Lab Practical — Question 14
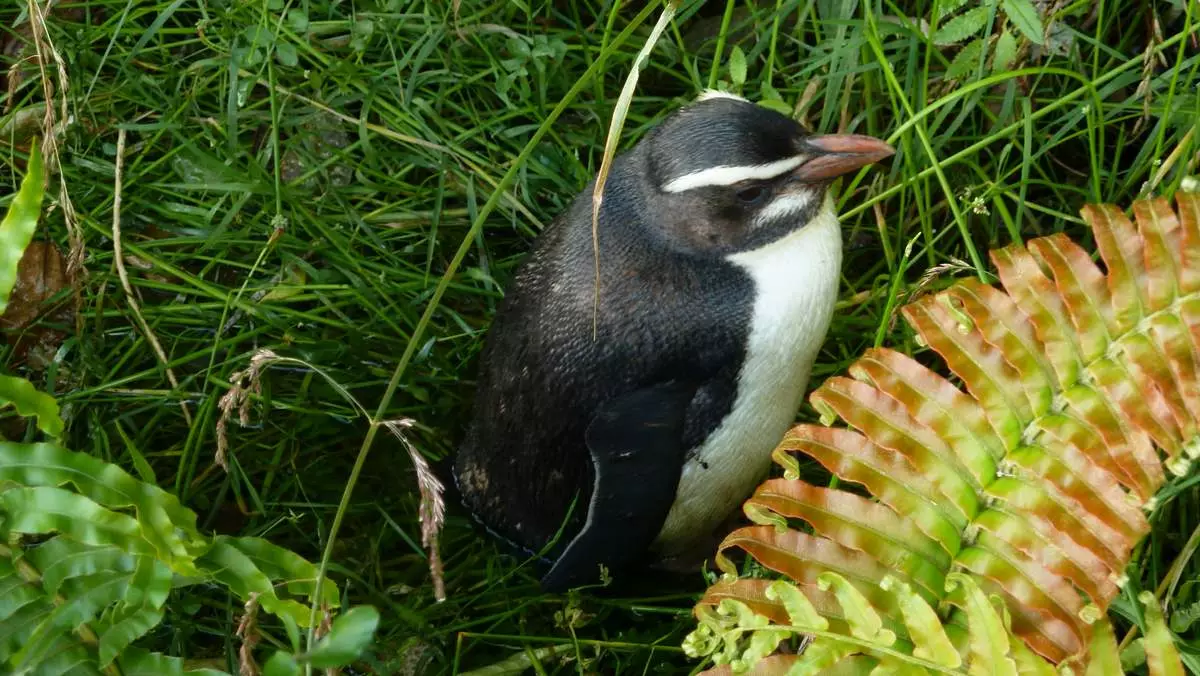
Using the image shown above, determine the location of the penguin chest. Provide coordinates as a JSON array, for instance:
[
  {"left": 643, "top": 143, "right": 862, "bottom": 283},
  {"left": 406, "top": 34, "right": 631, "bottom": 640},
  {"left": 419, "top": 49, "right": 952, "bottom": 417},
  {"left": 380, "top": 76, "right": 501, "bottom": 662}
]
[{"left": 653, "top": 200, "right": 843, "bottom": 551}]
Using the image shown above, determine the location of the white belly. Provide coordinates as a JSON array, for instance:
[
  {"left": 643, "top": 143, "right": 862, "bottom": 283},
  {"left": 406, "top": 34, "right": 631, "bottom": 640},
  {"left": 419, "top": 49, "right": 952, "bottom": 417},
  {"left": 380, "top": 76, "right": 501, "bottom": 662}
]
[{"left": 653, "top": 195, "right": 843, "bottom": 552}]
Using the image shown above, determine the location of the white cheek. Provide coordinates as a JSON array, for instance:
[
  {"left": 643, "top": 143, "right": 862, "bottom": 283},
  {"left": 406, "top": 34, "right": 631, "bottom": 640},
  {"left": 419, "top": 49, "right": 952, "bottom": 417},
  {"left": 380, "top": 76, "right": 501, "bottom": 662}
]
[{"left": 753, "top": 191, "right": 815, "bottom": 229}]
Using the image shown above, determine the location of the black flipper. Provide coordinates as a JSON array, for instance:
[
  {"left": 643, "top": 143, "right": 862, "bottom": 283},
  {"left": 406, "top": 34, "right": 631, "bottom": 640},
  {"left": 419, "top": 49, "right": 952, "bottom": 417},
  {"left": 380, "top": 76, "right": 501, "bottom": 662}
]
[{"left": 540, "top": 381, "right": 695, "bottom": 593}]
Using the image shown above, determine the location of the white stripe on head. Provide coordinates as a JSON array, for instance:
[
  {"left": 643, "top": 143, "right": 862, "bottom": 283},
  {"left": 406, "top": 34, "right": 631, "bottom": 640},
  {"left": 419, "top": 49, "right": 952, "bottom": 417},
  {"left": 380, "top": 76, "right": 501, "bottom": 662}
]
[
  {"left": 661, "top": 155, "right": 807, "bottom": 193},
  {"left": 753, "top": 190, "right": 815, "bottom": 229},
  {"left": 695, "top": 89, "right": 749, "bottom": 103}
]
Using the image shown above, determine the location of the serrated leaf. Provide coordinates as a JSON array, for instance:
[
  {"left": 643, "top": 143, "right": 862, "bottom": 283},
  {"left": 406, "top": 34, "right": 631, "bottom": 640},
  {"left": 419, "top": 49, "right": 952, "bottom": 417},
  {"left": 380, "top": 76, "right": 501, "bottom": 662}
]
[
  {"left": 0, "top": 137, "right": 45, "bottom": 316},
  {"left": 946, "top": 38, "right": 986, "bottom": 80},
  {"left": 933, "top": 6, "right": 990, "bottom": 46},
  {"left": 992, "top": 30, "right": 1018, "bottom": 73},
  {"left": 1001, "top": 0, "right": 1044, "bottom": 45},
  {"left": 304, "top": 605, "right": 379, "bottom": 668},
  {"left": 728, "top": 45, "right": 747, "bottom": 88},
  {"left": 934, "top": 0, "right": 970, "bottom": 23}
]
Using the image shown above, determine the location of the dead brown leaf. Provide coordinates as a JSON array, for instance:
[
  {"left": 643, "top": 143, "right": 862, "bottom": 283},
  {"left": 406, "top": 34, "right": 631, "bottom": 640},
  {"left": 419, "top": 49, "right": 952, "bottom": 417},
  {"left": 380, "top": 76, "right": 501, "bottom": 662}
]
[{"left": 0, "top": 240, "right": 73, "bottom": 370}]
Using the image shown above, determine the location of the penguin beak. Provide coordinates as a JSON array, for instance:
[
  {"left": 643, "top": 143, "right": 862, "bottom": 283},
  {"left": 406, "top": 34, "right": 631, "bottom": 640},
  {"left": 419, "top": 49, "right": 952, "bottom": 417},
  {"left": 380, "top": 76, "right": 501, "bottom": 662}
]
[{"left": 789, "top": 134, "right": 895, "bottom": 183}]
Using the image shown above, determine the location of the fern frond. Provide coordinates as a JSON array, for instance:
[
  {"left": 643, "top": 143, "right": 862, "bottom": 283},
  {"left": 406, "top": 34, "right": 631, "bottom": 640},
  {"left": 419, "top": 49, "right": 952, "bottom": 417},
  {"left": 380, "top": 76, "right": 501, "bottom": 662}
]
[
  {"left": 689, "top": 192, "right": 1200, "bottom": 671},
  {"left": 0, "top": 442, "right": 355, "bottom": 672}
]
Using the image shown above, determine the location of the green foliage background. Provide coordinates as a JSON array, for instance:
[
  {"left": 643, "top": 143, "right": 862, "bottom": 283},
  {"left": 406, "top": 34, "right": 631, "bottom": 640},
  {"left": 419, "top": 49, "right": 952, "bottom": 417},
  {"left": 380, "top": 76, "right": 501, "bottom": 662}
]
[{"left": 0, "top": 0, "right": 1198, "bottom": 673}]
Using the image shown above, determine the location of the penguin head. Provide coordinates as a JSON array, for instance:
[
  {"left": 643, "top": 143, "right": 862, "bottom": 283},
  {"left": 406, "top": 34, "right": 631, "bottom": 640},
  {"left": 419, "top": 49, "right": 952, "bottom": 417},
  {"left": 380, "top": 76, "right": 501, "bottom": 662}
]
[{"left": 640, "top": 91, "right": 894, "bottom": 257}]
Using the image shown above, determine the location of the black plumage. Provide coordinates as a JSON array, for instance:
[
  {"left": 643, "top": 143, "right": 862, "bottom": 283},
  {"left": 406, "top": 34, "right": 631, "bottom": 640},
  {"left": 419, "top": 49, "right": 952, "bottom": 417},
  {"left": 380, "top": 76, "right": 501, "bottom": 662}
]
[{"left": 452, "top": 95, "right": 893, "bottom": 591}]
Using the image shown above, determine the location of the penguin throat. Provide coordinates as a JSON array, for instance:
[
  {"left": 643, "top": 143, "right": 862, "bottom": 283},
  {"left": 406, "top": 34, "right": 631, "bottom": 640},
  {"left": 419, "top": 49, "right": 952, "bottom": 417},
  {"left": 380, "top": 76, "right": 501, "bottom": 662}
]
[{"left": 653, "top": 194, "right": 843, "bottom": 552}]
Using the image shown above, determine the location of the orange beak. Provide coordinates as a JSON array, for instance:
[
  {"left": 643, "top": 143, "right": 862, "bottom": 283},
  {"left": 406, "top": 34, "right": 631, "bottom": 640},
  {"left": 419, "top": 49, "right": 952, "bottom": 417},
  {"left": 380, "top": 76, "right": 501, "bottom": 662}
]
[{"left": 790, "top": 134, "right": 896, "bottom": 182}]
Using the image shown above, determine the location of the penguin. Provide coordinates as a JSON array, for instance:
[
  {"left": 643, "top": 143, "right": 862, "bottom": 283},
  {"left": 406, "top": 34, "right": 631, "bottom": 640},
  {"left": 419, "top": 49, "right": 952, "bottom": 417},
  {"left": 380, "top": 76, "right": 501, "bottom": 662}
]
[{"left": 453, "top": 91, "right": 894, "bottom": 592}]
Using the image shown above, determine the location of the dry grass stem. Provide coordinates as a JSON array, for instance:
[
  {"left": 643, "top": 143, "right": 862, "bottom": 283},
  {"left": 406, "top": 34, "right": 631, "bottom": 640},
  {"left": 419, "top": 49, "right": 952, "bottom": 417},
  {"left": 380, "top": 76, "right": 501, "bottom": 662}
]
[
  {"left": 111, "top": 128, "right": 193, "bottom": 426},
  {"left": 384, "top": 418, "right": 447, "bottom": 602},
  {"left": 236, "top": 592, "right": 261, "bottom": 676}
]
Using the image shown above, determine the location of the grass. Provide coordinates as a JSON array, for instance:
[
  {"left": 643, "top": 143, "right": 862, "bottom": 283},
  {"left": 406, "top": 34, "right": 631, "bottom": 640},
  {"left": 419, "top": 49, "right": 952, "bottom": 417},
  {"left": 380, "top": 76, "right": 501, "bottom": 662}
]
[{"left": 1, "top": 0, "right": 1198, "bottom": 673}]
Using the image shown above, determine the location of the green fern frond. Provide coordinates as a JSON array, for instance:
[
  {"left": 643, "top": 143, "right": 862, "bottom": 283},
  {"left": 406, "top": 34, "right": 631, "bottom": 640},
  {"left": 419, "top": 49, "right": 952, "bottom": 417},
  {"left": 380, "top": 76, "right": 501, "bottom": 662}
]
[
  {"left": 0, "top": 442, "right": 367, "bottom": 673},
  {"left": 687, "top": 192, "right": 1200, "bottom": 673}
]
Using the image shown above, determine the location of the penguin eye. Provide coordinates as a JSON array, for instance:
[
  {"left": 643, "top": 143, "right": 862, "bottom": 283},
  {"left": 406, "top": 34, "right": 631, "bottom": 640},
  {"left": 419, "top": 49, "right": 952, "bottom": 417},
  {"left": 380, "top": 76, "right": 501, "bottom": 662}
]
[{"left": 735, "top": 184, "right": 769, "bottom": 205}]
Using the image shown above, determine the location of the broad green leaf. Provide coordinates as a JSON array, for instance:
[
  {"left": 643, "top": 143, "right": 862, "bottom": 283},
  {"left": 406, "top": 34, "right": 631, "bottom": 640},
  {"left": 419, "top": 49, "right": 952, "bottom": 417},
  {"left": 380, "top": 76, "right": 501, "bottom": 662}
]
[
  {"left": 0, "top": 570, "right": 41, "bottom": 624},
  {"left": 15, "top": 571, "right": 129, "bottom": 670},
  {"left": 219, "top": 536, "right": 338, "bottom": 607},
  {"left": 728, "top": 45, "right": 747, "bottom": 88},
  {"left": 733, "top": 626, "right": 791, "bottom": 672},
  {"left": 992, "top": 31, "right": 1018, "bottom": 72},
  {"left": 1001, "top": 0, "right": 1044, "bottom": 44},
  {"left": 263, "top": 651, "right": 301, "bottom": 676},
  {"left": 0, "top": 443, "right": 207, "bottom": 576},
  {"left": 98, "top": 605, "right": 165, "bottom": 667},
  {"left": 933, "top": 6, "right": 989, "bottom": 45},
  {"left": 22, "top": 636, "right": 100, "bottom": 675},
  {"left": 1140, "top": 591, "right": 1185, "bottom": 676},
  {"left": 0, "top": 137, "right": 45, "bottom": 316},
  {"left": 274, "top": 41, "right": 298, "bottom": 67},
  {"left": 946, "top": 37, "right": 986, "bottom": 80},
  {"left": 195, "top": 538, "right": 312, "bottom": 625},
  {"left": 0, "top": 486, "right": 153, "bottom": 555},
  {"left": 0, "top": 374, "right": 62, "bottom": 438},
  {"left": 28, "top": 538, "right": 135, "bottom": 597},
  {"left": 304, "top": 605, "right": 379, "bottom": 668},
  {"left": 0, "top": 595, "right": 51, "bottom": 660},
  {"left": 122, "top": 554, "right": 172, "bottom": 611},
  {"left": 118, "top": 646, "right": 230, "bottom": 675},
  {"left": 880, "top": 577, "right": 959, "bottom": 667}
]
